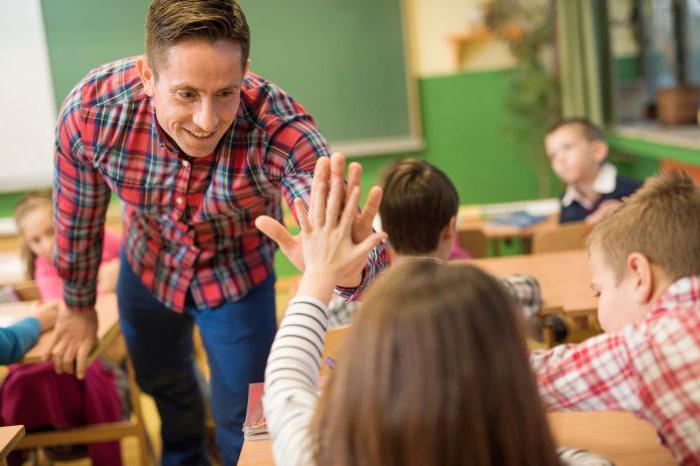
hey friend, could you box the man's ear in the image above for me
[244,59,251,76]
[136,56,156,97]
[626,252,655,304]
[591,140,609,164]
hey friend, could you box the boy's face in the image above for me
[138,39,248,158]
[589,247,650,332]
[545,124,606,185]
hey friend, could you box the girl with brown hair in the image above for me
[262,156,611,466]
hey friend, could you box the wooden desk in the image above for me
[237,411,674,466]
[467,250,596,317]
[0,293,121,364]
[0,426,24,466]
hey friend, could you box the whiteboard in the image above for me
[0,0,56,192]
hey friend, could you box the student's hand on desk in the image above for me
[42,304,98,380]
[585,199,622,225]
[32,301,59,332]
[294,156,386,303]
[255,153,383,288]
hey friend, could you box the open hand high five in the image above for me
[256,153,386,302]
[255,153,384,290]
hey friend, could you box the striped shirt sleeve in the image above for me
[263,296,329,466]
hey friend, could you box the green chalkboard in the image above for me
[41,0,420,155]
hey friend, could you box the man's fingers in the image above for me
[293,197,312,232]
[76,343,92,380]
[61,344,78,375]
[310,157,330,226]
[346,161,362,198]
[354,186,383,237]
[255,216,297,249]
[340,186,361,231]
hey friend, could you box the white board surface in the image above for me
[0,0,56,192]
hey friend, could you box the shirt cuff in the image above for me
[63,282,98,311]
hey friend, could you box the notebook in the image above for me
[243,382,269,440]
[486,211,547,229]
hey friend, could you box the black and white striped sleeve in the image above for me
[263,296,329,466]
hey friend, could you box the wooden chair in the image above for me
[10,280,40,301]
[457,228,489,259]
[531,221,593,254]
[14,355,155,466]
[321,324,350,377]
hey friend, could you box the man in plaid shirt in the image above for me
[531,172,700,465]
[45,1,386,464]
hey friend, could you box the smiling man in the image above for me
[47,1,387,464]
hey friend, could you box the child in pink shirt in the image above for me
[5,191,123,466]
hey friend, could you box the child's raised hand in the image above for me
[295,155,386,303]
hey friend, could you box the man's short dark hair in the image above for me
[546,117,605,142]
[146,0,250,73]
[379,158,459,255]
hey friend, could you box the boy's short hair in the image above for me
[379,158,459,255]
[588,171,700,283]
[546,117,605,142]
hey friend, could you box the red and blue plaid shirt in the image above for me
[53,57,387,312]
[531,275,700,465]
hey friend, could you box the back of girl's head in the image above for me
[311,260,559,466]
[14,190,53,279]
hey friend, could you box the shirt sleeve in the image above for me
[268,117,389,302]
[0,317,41,364]
[53,83,112,311]
[498,275,543,319]
[530,327,643,413]
[263,296,329,466]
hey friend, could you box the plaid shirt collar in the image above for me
[649,275,700,319]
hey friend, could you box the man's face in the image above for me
[139,39,248,158]
[589,247,649,332]
[545,125,603,185]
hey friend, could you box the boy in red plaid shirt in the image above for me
[531,171,700,465]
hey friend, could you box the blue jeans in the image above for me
[116,249,276,466]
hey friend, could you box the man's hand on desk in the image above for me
[41,305,98,380]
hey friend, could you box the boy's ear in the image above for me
[591,140,609,164]
[626,252,655,304]
[441,216,457,241]
[136,56,156,97]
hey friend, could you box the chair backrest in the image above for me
[532,221,593,254]
[457,228,489,259]
[321,324,350,377]
[11,280,40,301]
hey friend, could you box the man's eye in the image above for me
[218,91,235,99]
[177,91,196,100]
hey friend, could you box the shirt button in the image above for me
[182,160,190,168]
[176,197,184,205]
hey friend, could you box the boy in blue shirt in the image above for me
[545,118,642,224]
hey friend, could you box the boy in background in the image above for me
[531,172,700,464]
[326,158,544,328]
[545,118,642,224]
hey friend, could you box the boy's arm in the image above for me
[498,275,542,318]
[530,329,643,412]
